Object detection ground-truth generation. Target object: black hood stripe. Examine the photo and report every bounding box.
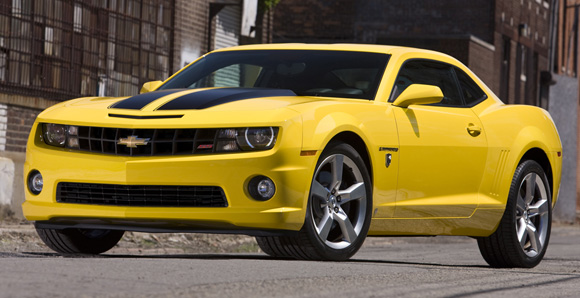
[109,89,188,110]
[157,88,296,110]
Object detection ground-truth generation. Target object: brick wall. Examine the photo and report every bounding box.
[4,105,41,152]
[355,0,494,44]
[275,0,494,43]
[172,0,210,72]
[494,0,551,105]
[275,0,357,42]
[467,38,496,92]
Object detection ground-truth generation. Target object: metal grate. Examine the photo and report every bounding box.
[0,0,173,100]
[56,183,228,207]
[74,126,233,156]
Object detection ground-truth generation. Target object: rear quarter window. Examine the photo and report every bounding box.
[454,67,488,106]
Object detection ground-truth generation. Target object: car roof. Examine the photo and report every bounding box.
[212,43,454,59]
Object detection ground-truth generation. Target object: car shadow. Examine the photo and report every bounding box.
[18,251,488,268]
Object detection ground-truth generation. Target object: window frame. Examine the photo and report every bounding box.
[453,66,489,107]
[158,50,392,101]
[388,58,488,108]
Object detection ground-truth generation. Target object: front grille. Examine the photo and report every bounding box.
[74,126,229,156]
[56,183,228,207]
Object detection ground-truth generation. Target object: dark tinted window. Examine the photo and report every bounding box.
[454,67,488,105]
[159,50,390,100]
[390,60,462,106]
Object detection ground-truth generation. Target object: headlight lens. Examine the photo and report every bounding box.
[237,127,278,150]
[43,124,67,147]
[42,123,79,148]
[216,127,278,152]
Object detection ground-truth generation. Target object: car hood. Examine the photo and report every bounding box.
[37,88,332,127]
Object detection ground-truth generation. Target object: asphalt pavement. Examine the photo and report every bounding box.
[0,224,579,298]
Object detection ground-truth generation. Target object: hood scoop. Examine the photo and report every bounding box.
[108,114,184,119]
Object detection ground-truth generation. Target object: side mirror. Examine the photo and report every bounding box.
[140,81,163,94]
[392,84,444,108]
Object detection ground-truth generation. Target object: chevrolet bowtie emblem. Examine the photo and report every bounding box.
[118,135,150,148]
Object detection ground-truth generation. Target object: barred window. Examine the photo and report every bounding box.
[0,0,173,100]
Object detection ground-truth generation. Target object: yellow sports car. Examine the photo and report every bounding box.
[23,44,562,268]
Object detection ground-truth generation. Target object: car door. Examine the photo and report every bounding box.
[390,60,488,218]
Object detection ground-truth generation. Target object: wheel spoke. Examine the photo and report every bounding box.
[331,155,344,190]
[311,181,330,200]
[316,211,334,241]
[337,182,365,205]
[528,199,549,218]
[335,208,358,243]
[526,222,540,252]
[516,195,527,213]
[524,173,537,205]
[517,218,527,247]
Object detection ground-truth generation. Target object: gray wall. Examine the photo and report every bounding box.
[549,74,578,222]
[0,151,25,219]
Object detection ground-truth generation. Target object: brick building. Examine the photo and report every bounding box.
[275,0,552,108]
[0,0,273,217]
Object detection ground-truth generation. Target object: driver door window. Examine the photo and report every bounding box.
[390,60,462,106]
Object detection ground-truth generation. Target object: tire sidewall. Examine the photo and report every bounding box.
[506,160,552,267]
[303,142,373,261]
[63,229,124,254]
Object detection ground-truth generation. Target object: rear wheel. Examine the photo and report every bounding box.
[257,142,372,260]
[477,160,552,268]
[36,228,124,255]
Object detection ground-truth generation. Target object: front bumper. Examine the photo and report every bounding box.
[23,122,316,233]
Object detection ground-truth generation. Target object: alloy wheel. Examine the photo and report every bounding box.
[309,153,367,249]
[515,172,550,257]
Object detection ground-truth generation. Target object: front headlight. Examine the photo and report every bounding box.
[42,123,79,148]
[237,127,278,150]
[216,127,279,152]
[43,124,66,147]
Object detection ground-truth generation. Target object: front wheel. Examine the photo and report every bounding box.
[477,160,552,268]
[36,227,124,255]
[256,142,372,260]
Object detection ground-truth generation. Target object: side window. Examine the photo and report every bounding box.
[390,60,462,106]
[454,67,488,106]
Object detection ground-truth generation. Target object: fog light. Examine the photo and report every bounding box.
[248,176,276,201]
[28,170,43,195]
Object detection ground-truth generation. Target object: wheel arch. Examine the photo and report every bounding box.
[326,131,373,183]
[519,147,553,202]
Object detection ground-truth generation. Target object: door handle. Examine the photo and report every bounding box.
[466,124,482,137]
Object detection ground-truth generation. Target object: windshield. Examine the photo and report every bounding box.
[158,50,390,100]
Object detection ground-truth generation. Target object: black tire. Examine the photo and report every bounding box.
[257,142,373,261]
[477,160,552,268]
[36,228,124,255]
[255,236,293,258]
